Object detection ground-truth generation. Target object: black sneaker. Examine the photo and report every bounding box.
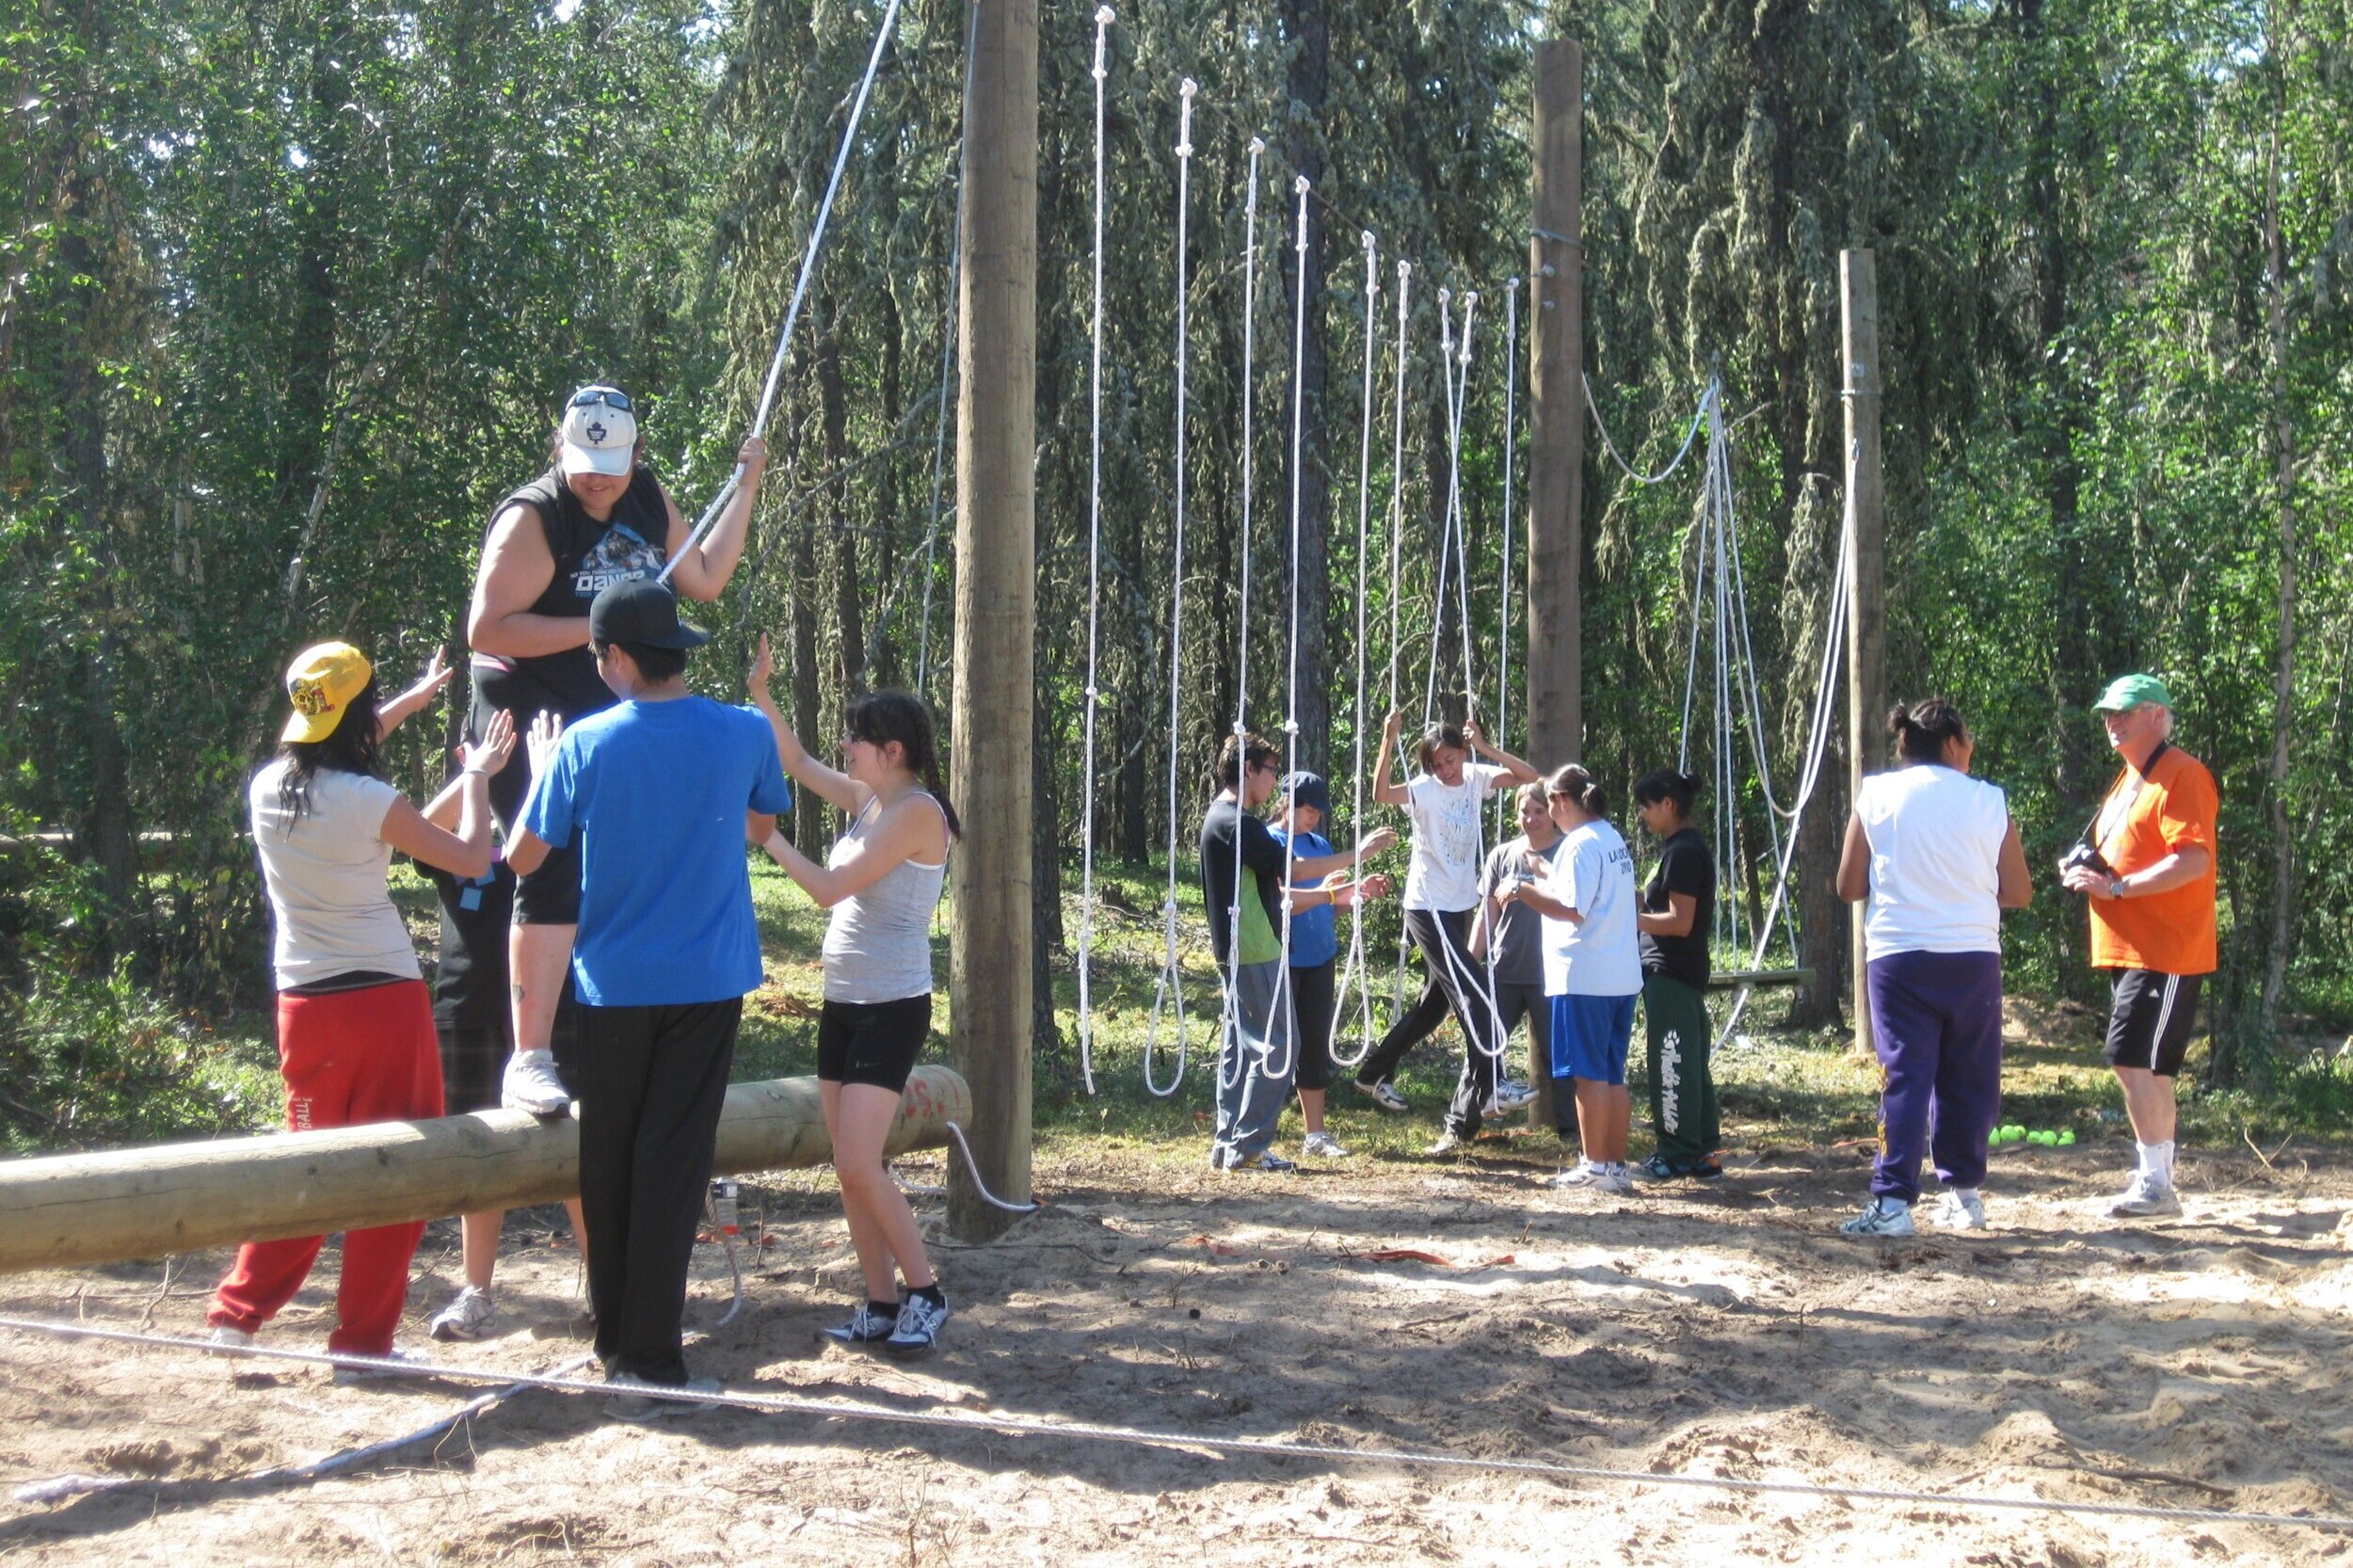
[886,1292,951,1354]
[819,1303,898,1344]
[1637,1154,1724,1181]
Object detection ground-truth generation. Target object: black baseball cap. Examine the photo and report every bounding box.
[1282,771,1331,817]
[590,577,709,650]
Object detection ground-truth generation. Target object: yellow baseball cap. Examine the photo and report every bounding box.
[280,642,374,744]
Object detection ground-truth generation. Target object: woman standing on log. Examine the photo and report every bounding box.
[207,643,510,1374]
[750,639,958,1354]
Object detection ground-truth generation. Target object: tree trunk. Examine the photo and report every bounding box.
[2252,68,2298,1067]
[275,25,349,519]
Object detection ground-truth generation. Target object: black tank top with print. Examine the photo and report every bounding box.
[480,465,670,716]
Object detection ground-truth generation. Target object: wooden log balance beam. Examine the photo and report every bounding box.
[0,1065,971,1275]
[1706,968,1814,991]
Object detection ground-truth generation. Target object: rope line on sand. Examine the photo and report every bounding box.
[2,1318,2343,1534]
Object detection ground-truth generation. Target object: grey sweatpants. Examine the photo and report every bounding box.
[1212,958,1298,1165]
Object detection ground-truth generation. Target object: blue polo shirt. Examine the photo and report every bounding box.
[1272,827,1338,968]
[523,696,792,1006]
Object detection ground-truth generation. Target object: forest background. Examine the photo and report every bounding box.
[2,0,2348,1152]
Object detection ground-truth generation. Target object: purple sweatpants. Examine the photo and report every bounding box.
[1865,950,2004,1204]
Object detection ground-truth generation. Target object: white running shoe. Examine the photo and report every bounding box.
[2108,1172,2183,1219]
[1301,1130,1349,1159]
[1839,1197,1916,1237]
[332,1346,434,1384]
[1353,1078,1411,1113]
[204,1324,254,1352]
[1484,1079,1538,1115]
[501,1049,571,1115]
[428,1286,497,1342]
[1426,1128,1465,1157]
[886,1292,952,1354]
[1547,1159,1606,1190]
[1926,1190,1988,1231]
[1595,1162,1637,1195]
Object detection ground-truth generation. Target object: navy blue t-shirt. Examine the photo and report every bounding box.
[524,696,792,1006]
[1273,827,1338,968]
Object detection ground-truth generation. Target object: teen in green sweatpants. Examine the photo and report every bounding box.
[1633,769,1721,1177]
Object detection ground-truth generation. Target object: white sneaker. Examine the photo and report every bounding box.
[2109,1172,2183,1218]
[501,1049,571,1115]
[1595,1162,1636,1195]
[1426,1128,1465,1157]
[605,1372,722,1421]
[1353,1078,1411,1112]
[1301,1130,1349,1159]
[1547,1159,1605,1190]
[886,1291,952,1354]
[428,1286,497,1342]
[1926,1190,1988,1231]
[331,1346,434,1384]
[1840,1197,1916,1237]
[204,1324,254,1352]
[1484,1079,1538,1115]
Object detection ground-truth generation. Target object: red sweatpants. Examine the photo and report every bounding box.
[209,979,445,1354]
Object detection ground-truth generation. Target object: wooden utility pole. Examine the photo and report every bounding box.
[1526,37,1580,1131]
[949,0,1038,1240]
[1841,249,1884,1057]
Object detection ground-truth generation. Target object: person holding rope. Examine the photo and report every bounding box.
[503,580,792,1418]
[464,388,768,1121]
[1472,782,1576,1149]
[1836,699,2032,1236]
[1508,765,1641,1192]
[2058,674,2217,1221]
[207,643,507,1374]
[1353,712,1543,1147]
[1272,772,1397,1159]
[1630,769,1721,1181]
[1201,733,1388,1173]
[748,641,959,1352]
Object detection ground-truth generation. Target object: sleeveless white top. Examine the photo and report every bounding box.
[1856,764,2009,959]
[821,791,949,1003]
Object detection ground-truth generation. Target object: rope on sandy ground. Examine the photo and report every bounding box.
[3,1317,2344,1534]
[11,1347,597,1505]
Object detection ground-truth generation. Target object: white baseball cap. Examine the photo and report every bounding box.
[557,385,639,477]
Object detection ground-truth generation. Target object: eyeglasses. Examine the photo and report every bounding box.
[568,387,634,413]
[1250,760,1280,776]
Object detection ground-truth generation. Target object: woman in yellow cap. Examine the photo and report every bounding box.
[205,642,513,1375]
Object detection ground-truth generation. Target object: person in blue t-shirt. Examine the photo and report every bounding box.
[1273,773,1394,1160]
[506,578,792,1420]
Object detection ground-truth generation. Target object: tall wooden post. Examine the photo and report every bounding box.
[1841,249,1884,1057]
[1526,37,1580,1130]
[949,0,1037,1240]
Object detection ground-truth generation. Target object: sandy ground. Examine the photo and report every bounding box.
[3,1135,2352,1566]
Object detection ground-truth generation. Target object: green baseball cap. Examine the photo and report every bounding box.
[2092,673,2174,712]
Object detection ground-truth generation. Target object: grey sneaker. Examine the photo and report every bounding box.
[204,1324,254,1353]
[501,1049,570,1115]
[1484,1079,1538,1115]
[428,1286,497,1342]
[1547,1159,1606,1190]
[1926,1190,1988,1231]
[1426,1128,1465,1157]
[819,1304,898,1344]
[605,1373,721,1421]
[1595,1162,1637,1195]
[1354,1078,1411,1113]
[331,1346,434,1384]
[1301,1130,1349,1159]
[2109,1172,2183,1218]
[1839,1197,1916,1237]
[886,1292,952,1354]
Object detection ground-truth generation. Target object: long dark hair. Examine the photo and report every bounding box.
[274,677,384,823]
[1888,698,1968,764]
[845,689,961,840]
[1632,767,1703,823]
[1545,762,1610,820]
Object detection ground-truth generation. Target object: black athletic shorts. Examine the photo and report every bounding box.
[2103,968,2203,1077]
[817,994,932,1093]
[436,1021,508,1115]
[469,660,587,926]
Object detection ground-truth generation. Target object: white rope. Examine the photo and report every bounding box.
[1261,172,1314,1087]
[1329,232,1382,1073]
[1493,281,1520,846]
[1582,370,1705,488]
[12,1319,2343,1534]
[1217,138,1268,1095]
[1074,5,1115,1096]
[663,0,904,583]
[1141,79,1200,1100]
[1384,262,1415,1032]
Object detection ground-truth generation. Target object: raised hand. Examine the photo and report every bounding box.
[1356,824,1399,859]
[526,710,565,780]
[459,708,515,777]
[738,435,768,476]
[748,632,776,704]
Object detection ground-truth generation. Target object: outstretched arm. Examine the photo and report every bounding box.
[376,648,453,741]
[1463,721,1540,788]
[748,632,868,817]
[664,436,768,601]
[760,797,937,908]
[1371,709,1411,808]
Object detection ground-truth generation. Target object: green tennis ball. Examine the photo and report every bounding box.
[2057,1130,2076,1146]
[2004,1124,2026,1143]
[2034,1130,2057,1145]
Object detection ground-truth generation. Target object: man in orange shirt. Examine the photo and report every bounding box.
[2059,674,2217,1219]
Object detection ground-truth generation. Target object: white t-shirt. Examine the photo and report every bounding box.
[248,761,422,990]
[1401,761,1506,912]
[1541,818,1641,997]
[1856,764,2009,959]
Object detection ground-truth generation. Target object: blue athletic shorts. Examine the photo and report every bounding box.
[1550,992,1638,1085]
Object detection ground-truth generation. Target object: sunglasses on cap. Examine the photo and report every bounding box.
[568,387,634,413]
